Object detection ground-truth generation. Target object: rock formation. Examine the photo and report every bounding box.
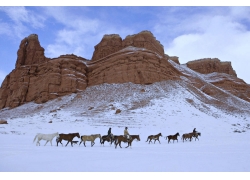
[186,58,250,102]
[1,31,250,109]
[0,34,88,109]
[91,30,165,61]
[15,34,48,68]
[87,46,181,86]
[0,31,182,109]
[186,58,237,76]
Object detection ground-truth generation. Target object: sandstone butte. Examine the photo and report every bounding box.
[0,30,250,109]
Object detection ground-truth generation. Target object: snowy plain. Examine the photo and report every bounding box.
[1,83,250,173]
[0,62,250,177]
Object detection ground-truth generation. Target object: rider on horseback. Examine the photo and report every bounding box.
[193,128,196,133]
[107,127,113,141]
[124,127,131,141]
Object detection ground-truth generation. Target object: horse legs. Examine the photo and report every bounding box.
[125,141,131,148]
[65,141,70,147]
[91,141,95,147]
[79,140,82,146]
[84,141,86,147]
[44,140,49,146]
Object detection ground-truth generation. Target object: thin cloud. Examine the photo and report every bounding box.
[44,7,135,59]
[152,7,250,83]
[0,7,45,39]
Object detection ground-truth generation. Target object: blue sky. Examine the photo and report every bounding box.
[1,4,250,84]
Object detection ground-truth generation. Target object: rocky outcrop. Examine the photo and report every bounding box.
[0,31,182,109]
[203,73,250,102]
[186,58,237,76]
[185,58,250,102]
[122,31,164,56]
[168,56,180,65]
[91,30,164,61]
[0,120,8,124]
[15,34,48,68]
[87,46,181,86]
[0,52,88,109]
[2,31,250,109]
[91,34,123,61]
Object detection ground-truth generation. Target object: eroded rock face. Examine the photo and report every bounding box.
[91,30,164,61]
[15,34,48,68]
[91,34,123,61]
[203,73,250,102]
[2,31,249,109]
[122,31,164,56]
[87,46,181,86]
[0,53,88,109]
[185,58,250,102]
[186,58,237,76]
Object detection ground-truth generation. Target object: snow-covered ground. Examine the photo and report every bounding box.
[1,80,250,173]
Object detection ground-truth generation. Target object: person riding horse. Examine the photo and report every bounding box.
[193,128,196,133]
[107,127,113,141]
[124,127,131,141]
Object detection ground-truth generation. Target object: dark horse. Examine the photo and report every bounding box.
[56,133,80,147]
[193,132,201,141]
[114,135,140,149]
[166,132,180,143]
[100,134,114,146]
[146,133,162,144]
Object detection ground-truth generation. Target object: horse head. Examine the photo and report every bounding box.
[76,133,80,138]
[137,135,140,141]
[176,132,180,136]
[159,133,162,136]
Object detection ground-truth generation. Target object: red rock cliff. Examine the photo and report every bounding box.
[186,58,237,76]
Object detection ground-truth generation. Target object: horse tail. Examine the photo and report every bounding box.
[33,134,38,143]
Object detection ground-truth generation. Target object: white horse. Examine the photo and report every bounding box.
[33,132,59,146]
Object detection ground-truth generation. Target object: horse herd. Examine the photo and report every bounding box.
[33,131,201,148]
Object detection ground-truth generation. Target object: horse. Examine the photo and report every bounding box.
[114,135,140,149]
[181,133,193,142]
[166,132,180,143]
[79,134,101,147]
[193,132,201,141]
[33,132,59,146]
[56,133,80,147]
[146,133,162,144]
[100,134,114,146]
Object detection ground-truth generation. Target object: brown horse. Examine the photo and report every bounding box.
[167,132,180,143]
[181,133,193,142]
[115,135,140,149]
[100,134,114,146]
[146,133,162,144]
[79,134,101,147]
[56,133,80,147]
[193,132,201,141]
[182,132,201,142]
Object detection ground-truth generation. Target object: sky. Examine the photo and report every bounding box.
[1,3,250,85]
